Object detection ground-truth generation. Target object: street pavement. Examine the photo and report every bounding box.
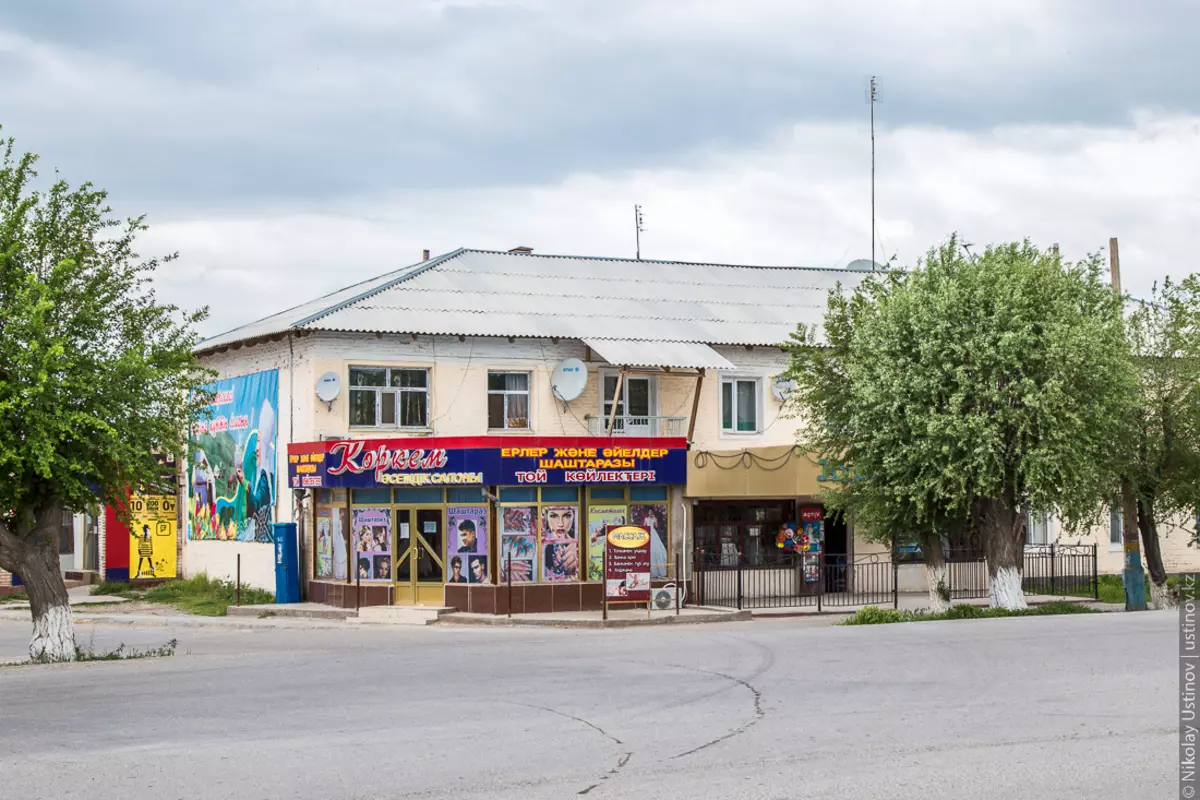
[0,610,1176,799]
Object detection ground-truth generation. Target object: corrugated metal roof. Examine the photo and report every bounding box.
[196,248,874,352]
[582,338,736,370]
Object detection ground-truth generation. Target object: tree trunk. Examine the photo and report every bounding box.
[1137,496,1174,610]
[923,535,950,613]
[0,505,77,662]
[974,497,1028,610]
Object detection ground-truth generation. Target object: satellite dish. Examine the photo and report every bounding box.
[316,372,342,410]
[551,358,587,403]
[771,375,797,402]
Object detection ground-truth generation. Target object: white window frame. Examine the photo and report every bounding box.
[1025,509,1050,547]
[599,371,659,420]
[1109,506,1124,551]
[348,366,431,430]
[488,371,532,431]
[720,376,764,435]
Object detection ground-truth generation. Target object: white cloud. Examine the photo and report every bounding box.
[141,111,1200,336]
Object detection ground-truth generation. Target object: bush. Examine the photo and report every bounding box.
[843,606,916,625]
[943,604,987,620]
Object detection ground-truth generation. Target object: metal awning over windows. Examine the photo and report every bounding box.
[582,338,736,370]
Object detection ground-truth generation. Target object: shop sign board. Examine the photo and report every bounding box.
[604,524,652,603]
[287,436,687,489]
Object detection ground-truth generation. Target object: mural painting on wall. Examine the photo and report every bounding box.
[587,505,626,582]
[189,369,279,543]
[542,505,579,583]
[129,494,178,580]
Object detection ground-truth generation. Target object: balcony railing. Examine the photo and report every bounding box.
[585,415,687,437]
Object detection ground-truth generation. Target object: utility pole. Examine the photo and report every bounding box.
[634,204,645,261]
[1110,236,1147,612]
[869,76,878,271]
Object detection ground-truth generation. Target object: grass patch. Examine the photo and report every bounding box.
[90,574,273,616]
[14,637,179,666]
[257,611,277,619]
[0,592,29,605]
[842,600,1101,626]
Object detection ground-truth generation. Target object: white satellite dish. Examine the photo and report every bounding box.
[551,358,587,404]
[316,371,342,410]
[771,375,797,402]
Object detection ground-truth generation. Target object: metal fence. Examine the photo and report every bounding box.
[693,549,898,610]
[693,544,1098,610]
[945,545,1098,601]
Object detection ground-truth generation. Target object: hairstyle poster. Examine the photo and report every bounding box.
[353,507,391,581]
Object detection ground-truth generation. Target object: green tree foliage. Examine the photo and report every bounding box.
[786,236,1138,608]
[1123,276,1200,606]
[0,133,210,660]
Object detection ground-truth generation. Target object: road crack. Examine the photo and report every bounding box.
[502,701,632,796]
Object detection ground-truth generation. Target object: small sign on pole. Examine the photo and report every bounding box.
[604,524,652,617]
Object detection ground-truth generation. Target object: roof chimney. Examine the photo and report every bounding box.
[422,249,430,261]
[508,246,534,254]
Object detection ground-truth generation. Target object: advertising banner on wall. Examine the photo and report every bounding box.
[287,436,687,489]
[129,494,177,580]
[542,505,579,583]
[353,507,392,580]
[605,525,651,602]
[448,506,489,584]
[189,369,279,542]
[500,506,536,584]
[587,505,627,582]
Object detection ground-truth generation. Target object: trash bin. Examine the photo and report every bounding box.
[273,522,300,604]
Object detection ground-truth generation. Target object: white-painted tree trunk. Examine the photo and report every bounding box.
[30,604,76,662]
[1150,579,1177,610]
[925,562,950,613]
[989,566,1028,610]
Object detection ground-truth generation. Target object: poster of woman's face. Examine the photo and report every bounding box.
[373,554,391,580]
[542,505,577,542]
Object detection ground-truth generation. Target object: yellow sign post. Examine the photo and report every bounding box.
[129,494,178,580]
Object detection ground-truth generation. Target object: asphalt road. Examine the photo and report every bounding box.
[0,611,1176,800]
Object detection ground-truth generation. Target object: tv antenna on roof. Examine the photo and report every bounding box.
[634,204,645,261]
[869,76,879,272]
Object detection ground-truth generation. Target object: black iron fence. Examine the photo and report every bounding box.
[693,549,898,610]
[693,544,1098,610]
[944,545,1098,601]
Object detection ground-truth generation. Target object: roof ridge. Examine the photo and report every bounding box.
[302,305,822,327]
[459,248,874,273]
[292,248,468,329]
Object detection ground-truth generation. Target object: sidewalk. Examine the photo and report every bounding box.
[440,607,750,628]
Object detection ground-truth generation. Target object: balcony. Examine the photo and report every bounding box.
[584,415,687,437]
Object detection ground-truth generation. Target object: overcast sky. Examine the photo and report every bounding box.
[2,0,1197,335]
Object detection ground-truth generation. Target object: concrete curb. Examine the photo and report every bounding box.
[437,610,752,629]
[227,604,354,621]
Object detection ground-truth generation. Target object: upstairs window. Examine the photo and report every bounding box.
[721,377,761,433]
[349,367,429,428]
[1026,510,1050,546]
[488,372,530,430]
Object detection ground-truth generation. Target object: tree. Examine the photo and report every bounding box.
[0,133,208,661]
[1122,276,1200,609]
[786,237,1138,609]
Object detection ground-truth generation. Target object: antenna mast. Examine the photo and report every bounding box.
[634,204,645,261]
[869,76,878,271]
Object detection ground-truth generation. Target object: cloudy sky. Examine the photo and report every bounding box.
[2,0,1197,336]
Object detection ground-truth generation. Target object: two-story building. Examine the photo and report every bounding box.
[187,246,875,611]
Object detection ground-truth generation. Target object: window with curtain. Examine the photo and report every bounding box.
[1026,510,1050,546]
[58,509,74,555]
[720,377,760,433]
[1109,507,1123,549]
[348,367,430,428]
[488,372,530,429]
